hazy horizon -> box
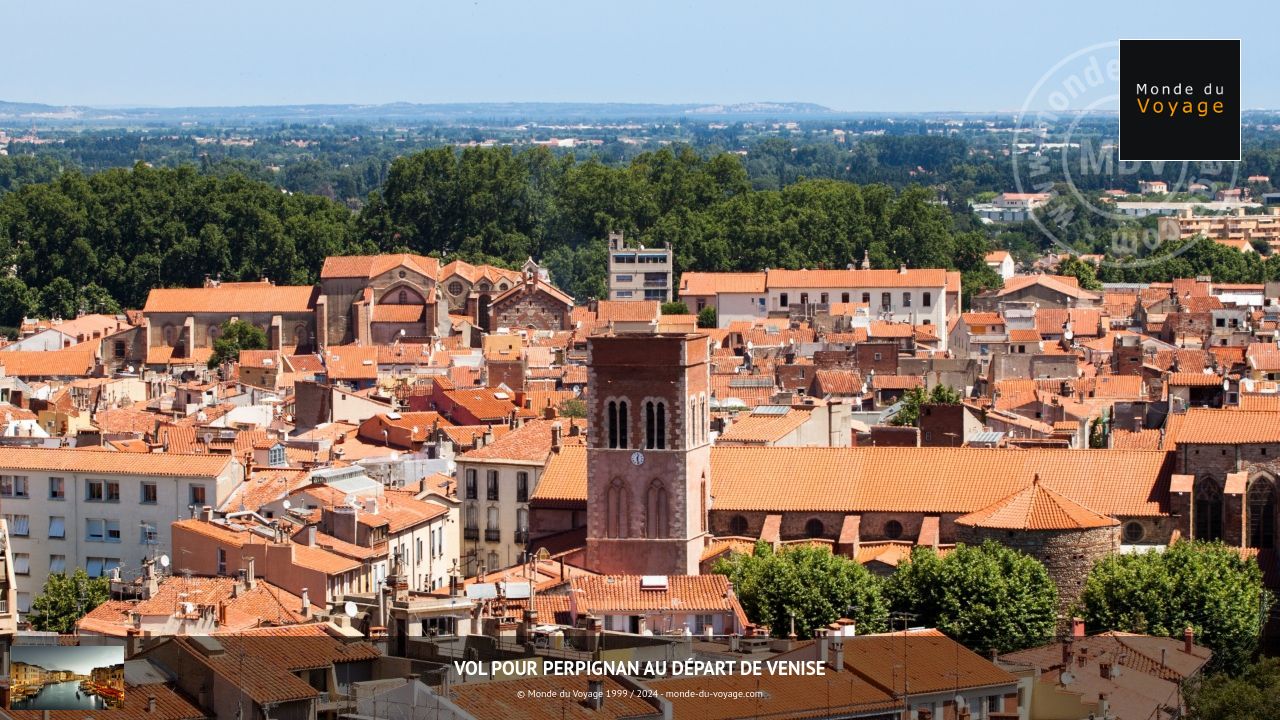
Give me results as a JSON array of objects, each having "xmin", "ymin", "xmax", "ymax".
[{"xmin": 10, "ymin": 0, "xmax": 1279, "ymax": 112}]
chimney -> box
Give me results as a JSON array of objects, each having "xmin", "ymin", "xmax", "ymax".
[
  {"xmin": 147, "ymin": 695, "xmax": 157, "ymax": 714},
  {"xmin": 587, "ymin": 679, "xmax": 603, "ymax": 710},
  {"xmin": 301, "ymin": 588, "xmax": 311, "ymax": 618},
  {"xmin": 244, "ymin": 558, "xmax": 256, "ymax": 590},
  {"xmin": 306, "ymin": 525, "xmax": 317, "ymax": 547},
  {"xmin": 551, "ymin": 423, "xmax": 562, "ymax": 453},
  {"xmin": 1072, "ymin": 617, "xmax": 1085, "ymax": 638},
  {"xmin": 201, "ymin": 505, "xmax": 213, "ymax": 522},
  {"xmin": 830, "ymin": 636, "xmax": 844, "ymax": 672},
  {"xmin": 1098, "ymin": 692, "xmax": 1109, "ymax": 718},
  {"xmin": 815, "ymin": 628, "xmax": 829, "ymax": 666},
  {"xmin": 543, "ymin": 405, "xmax": 557, "ymax": 420},
  {"xmin": 1184, "ymin": 626, "xmax": 1194, "ymax": 654},
  {"xmin": 370, "ymin": 497, "xmax": 379, "ymax": 515},
  {"xmin": 898, "ymin": 264, "xmax": 907, "ymax": 274},
  {"xmin": 217, "ymin": 601, "xmax": 228, "ymax": 626}
]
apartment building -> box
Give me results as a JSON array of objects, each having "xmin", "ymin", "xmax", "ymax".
[
  {"xmin": 606, "ymin": 231, "xmax": 673, "ymax": 302},
  {"xmin": 455, "ymin": 418, "xmax": 584, "ymax": 575},
  {"xmin": 1157, "ymin": 206, "xmax": 1280, "ymax": 252},
  {"xmin": 0, "ymin": 448, "xmax": 243, "ymax": 613}
]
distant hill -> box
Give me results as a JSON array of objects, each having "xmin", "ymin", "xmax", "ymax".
[{"xmin": 0, "ymin": 100, "xmax": 839, "ymax": 126}]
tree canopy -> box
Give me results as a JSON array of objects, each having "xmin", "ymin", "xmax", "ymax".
[
  {"xmin": 884, "ymin": 542, "xmax": 1058, "ymax": 653},
  {"xmin": 714, "ymin": 541, "xmax": 888, "ymax": 639},
  {"xmin": 890, "ymin": 383, "xmax": 964, "ymax": 427},
  {"xmin": 1080, "ymin": 541, "xmax": 1274, "ymax": 674},
  {"xmin": 29, "ymin": 568, "xmax": 111, "ymax": 634},
  {"xmin": 1185, "ymin": 657, "xmax": 1280, "ymax": 720},
  {"xmin": 208, "ymin": 319, "xmax": 269, "ymax": 368}
]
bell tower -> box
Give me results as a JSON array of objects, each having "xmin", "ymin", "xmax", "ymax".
[{"xmin": 585, "ymin": 331, "xmax": 712, "ymax": 575}]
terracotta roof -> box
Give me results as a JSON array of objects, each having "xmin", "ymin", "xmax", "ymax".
[
  {"xmin": 594, "ymin": 300, "xmax": 660, "ymax": 323},
  {"xmin": 1008, "ymin": 328, "xmax": 1043, "ymax": 342},
  {"xmin": 439, "ymin": 423, "xmax": 513, "ymax": 448},
  {"xmin": 4, "ymin": 682, "xmax": 205, "ymax": 720},
  {"xmin": 1237, "ymin": 394, "xmax": 1280, "ymax": 412},
  {"xmin": 92, "ymin": 407, "xmax": 162, "ymax": 436},
  {"xmin": 1111, "ymin": 428, "xmax": 1164, "ymax": 450},
  {"xmin": 320, "ymin": 253, "xmax": 440, "ymax": 280},
  {"xmin": 955, "ymin": 476, "xmax": 1119, "ymax": 530},
  {"xmin": 0, "ymin": 447, "xmax": 232, "ymax": 477},
  {"xmin": 143, "ymin": 282, "xmax": 315, "ymax": 313},
  {"xmin": 871, "ymin": 374, "xmax": 924, "ymax": 390},
  {"xmin": 986, "ymin": 250, "xmax": 1011, "ymax": 263},
  {"xmin": 998, "ymin": 274, "xmax": 1100, "ymax": 300},
  {"xmin": 442, "ymin": 387, "xmax": 519, "ymax": 422},
  {"xmin": 836, "ymin": 633, "xmax": 1017, "ymax": 695},
  {"xmin": 868, "ymin": 321, "xmax": 915, "ymax": 338},
  {"xmin": 535, "ymin": 446, "xmax": 1171, "ymax": 517},
  {"xmin": 459, "ymin": 418, "xmax": 586, "ymax": 462},
  {"xmin": 766, "ymin": 268, "xmax": 948, "ymax": 289},
  {"xmin": 651, "ymin": 665, "xmax": 897, "ymax": 720},
  {"xmin": 1037, "ymin": 308, "xmax": 1105, "ymax": 337},
  {"xmin": 0, "ymin": 347, "xmax": 97, "ymax": 377},
  {"xmin": 370, "ymin": 304, "xmax": 426, "ymax": 323},
  {"xmin": 718, "ymin": 408, "xmax": 812, "ymax": 444},
  {"xmin": 962, "ymin": 312, "xmax": 1004, "ymax": 326},
  {"xmin": 813, "ymin": 369, "xmax": 863, "ymax": 396},
  {"xmin": 490, "ymin": 277, "xmax": 575, "ymax": 308},
  {"xmin": 1168, "ymin": 371, "xmax": 1223, "ymax": 387},
  {"xmin": 571, "ymin": 574, "xmax": 743, "ymax": 614},
  {"xmin": 679, "ymin": 272, "xmax": 768, "ymax": 295},
  {"xmin": 323, "ymin": 346, "xmax": 379, "ymax": 381},
  {"xmin": 1173, "ymin": 408, "xmax": 1280, "ymax": 444}
]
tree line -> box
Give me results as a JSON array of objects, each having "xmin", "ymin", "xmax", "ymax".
[{"xmin": 0, "ymin": 146, "xmax": 1002, "ymax": 329}]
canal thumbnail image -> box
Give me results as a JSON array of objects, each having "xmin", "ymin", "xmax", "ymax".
[{"xmin": 8, "ymin": 645, "xmax": 125, "ymax": 710}]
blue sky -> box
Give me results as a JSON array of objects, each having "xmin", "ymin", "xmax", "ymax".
[{"xmin": 10, "ymin": 0, "xmax": 1277, "ymax": 110}]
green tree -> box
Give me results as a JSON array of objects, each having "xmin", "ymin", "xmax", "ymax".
[
  {"xmin": 697, "ymin": 306, "xmax": 717, "ymax": 328},
  {"xmin": 1057, "ymin": 255, "xmax": 1104, "ymax": 290},
  {"xmin": 1185, "ymin": 657, "xmax": 1280, "ymax": 720},
  {"xmin": 38, "ymin": 277, "xmax": 79, "ymax": 319},
  {"xmin": 1081, "ymin": 540, "xmax": 1273, "ymax": 673},
  {"xmin": 714, "ymin": 542, "xmax": 888, "ymax": 639},
  {"xmin": 0, "ymin": 276, "xmax": 34, "ymax": 329},
  {"xmin": 29, "ymin": 568, "xmax": 111, "ymax": 634},
  {"xmin": 660, "ymin": 301, "xmax": 689, "ymax": 315},
  {"xmin": 890, "ymin": 383, "xmax": 963, "ymax": 427},
  {"xmin": 557, "ymin": 397, "xmax": 587, "ymax": 418},
  {"xmin": 208, "ymin": 319, "xmax": 268, "ymax": 368},
  {"xmin": 885, "ymin": 542, "xmax": 1058, "ymax": 653}
]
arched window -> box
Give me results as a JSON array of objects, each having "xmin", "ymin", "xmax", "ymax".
[
  {"xmin": 163, "ymin": 325, "xmax": 175, "ymax": 346},
  {"xmin": 700, "ymin": 475, "xmax": 708, "ymax": 533},
  {"xmin": 1247, "ymin": 476, "xmax": 1277, "ymax": 549},
  {"xmin": 884, "ymin": 520, "xmax": 904, "ymax": 539},
  {"xmin": 606, "ymin": 478, "xmax": 629, "ymax": 538},
  {"xmin": 207, "ymin": 325, "xmax": 220, "ymax": 344},
  {"xmin": 1194, "ymin": 476, "xmax": 1224, "ymax": 541},
  {"xmin": 607, "ymin": 401, "xmax": 618, "ymax": 449},
  {"xmin": 398, "ymin": 289, "xmax": 408, "ymax": 303},
  {"xmin": 645, "ymin": 400, "xmax": 666, "ymax": 449},
  {"xmin": 294, "ymin": 323, "xmax": 308, "ymax": 345},
  {"xmin": 805, "ymin": 518, "xmax": 825, "ymax": 538},
  {"xmin": 618, "ymin": 400, "xmax": 629, "ymax": 448},
  {"xmin": 729, "ymin": 515, "xmax": 748, "ymax": 535},
  {"xmin": 646, "ymin": 480, "xmax": 669, "ymax": 539}
]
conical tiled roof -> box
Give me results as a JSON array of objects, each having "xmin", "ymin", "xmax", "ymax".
[{"xmin": 955, "ymin": 475, "xmax": 1119, "ymax": 531}]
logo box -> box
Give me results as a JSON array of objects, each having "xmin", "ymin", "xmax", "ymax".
[{"xmin": 1119, "ymin": 39, "xmax": 1240, "ymax": 161}]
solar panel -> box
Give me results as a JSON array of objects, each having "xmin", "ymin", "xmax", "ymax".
[
  {"xmin": 751, "ymin": 406, "xmax": 791, "ymax": 416},
  {"xmin": 502, "ymin": 582, "xmax": 532, "ymax": 599}
]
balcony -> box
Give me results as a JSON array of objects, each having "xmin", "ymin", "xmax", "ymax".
[
  {"xmin": 514, "ymin": 530, "xmax": 529, "ymax": 545},
  {"xmin": 484, "ymin": 528, "xmax": 501, "ymax": 543},
  {"xmin": 464, "ymin": 527, "xmax": 480, "ymax": 541}
]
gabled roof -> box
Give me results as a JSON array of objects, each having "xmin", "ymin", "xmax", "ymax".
[
  {"xmin": 320, "ymin": 253, "xmax": 440, "ymax": 280},
  {"xmin": 998, "ymin": 274, "xmax": 1100, "ymax": 301},
  {"xmin": 0, "ymin": 447, "xmax": 233, "ymax": 477},
  {"xmin": 766, "ymin": 267, "xmax": 949, "ymax": 289},
  {"xmin": 489, "ymin": 277, "xmax": 575, "ymax": 308},
  {"xmin": 955, "ymin": 476, "xmax": 1119, "ymax": 530},
  {"xmin": 459, "ymin": 417, "xmax": 587, "ymax": 462},
  {"xmin": 570, "ymin": 574, "xmax": 742, "ymax": 614},
  {"xmin": 0, "ymin": 347, "xmax": 98, "ymax": 377},
  {"xmin": 1173, "ymin": 408, "xmax": 1280, "ymax": 444}
]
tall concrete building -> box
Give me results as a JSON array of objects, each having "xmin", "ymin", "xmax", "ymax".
[
  {"xmin": 606, "ymin": 231, "xmax": 673, "ymax": 302},
  {"xmin": 584, "ymin": 330, "xmax": 712, "ymax": 575}
]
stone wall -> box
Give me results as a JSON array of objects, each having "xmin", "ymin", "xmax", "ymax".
[{"xmin": 956, "ymin": 524, "xmax": 1120, "ymax": 616}]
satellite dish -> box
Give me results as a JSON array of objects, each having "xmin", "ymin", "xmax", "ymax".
[
  {"xmin": 181, "ymin": 602, "xmax": 195, "ymax": 614},
  {"xmin": 344, "ymin": 601, "xmax": 358, "ymax": 618},
  {"xmin": 1064, "ymin": 330, "xmax": 1074, "ymax": 341},
  {"xmin": 159, "ymin": 554, "xmax": 170, "ymax": 568},
  {"xmin": 282, "ymin": 500, "xmax": 292, "ymax": 510}
]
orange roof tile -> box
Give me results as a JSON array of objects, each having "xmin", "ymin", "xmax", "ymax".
[
  {"xmin": 1110, "ymin": 428, "xmax": 1163, "ymax": 450},
  {"xmin": 718, "ymin": 408, "xmax": 813, "ymax": 444},
  {"xmin": 535, "ymin": 445, "xmax": 1171, "ymax": 517},
  {"xmin": 320, "ymin": 253, "xmax": 440, "ymax": 279},
  {"xmin": 0, "ymin": 447, "xmax": 232, "ymax": 477},
  {"xmin": 766, "ymin": 268, "xmax": 949, "ymax": 289},
  {"xmin": 679, "ymin": 272, "xmax": 768, "ymax": 295},
  {"xmin": 0, "ymin": 347, "xmax": 98, "ymax": 377},
  {"xmin": 570, "ymin": 574, "xmax": 742, "ymax": 614},
  {"xmin": 1173, "ymin": 408, "xmax": 1280, "ymax": 444},
  {"xmin": 594, "ymin": 300, "xmax": 660, "ymax": 322},
  {"xmin": 143, "ymin": 282, "xmax": 315, "ymax": 313},
  {"xmin": 459, "ymin": 418, "xmax": 586, "ymax": 462},
  {"xmin": 371, "ymin": 304, "xmax": 425, "ymax": 323},
  {"xmin": 1168, "ymin": 372, "xmax": 1224, "ymax": 387},
  {"xmin": 998, "ymin": 274, "xmax": 1099, "ymax": 300},
  {"xmin": 955, "ymin": 476, "xmax": 1119, "ymax": 530},
  {"xmin": 323, "ymin": 346, "xmax": 379, "ymax": 381}
]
